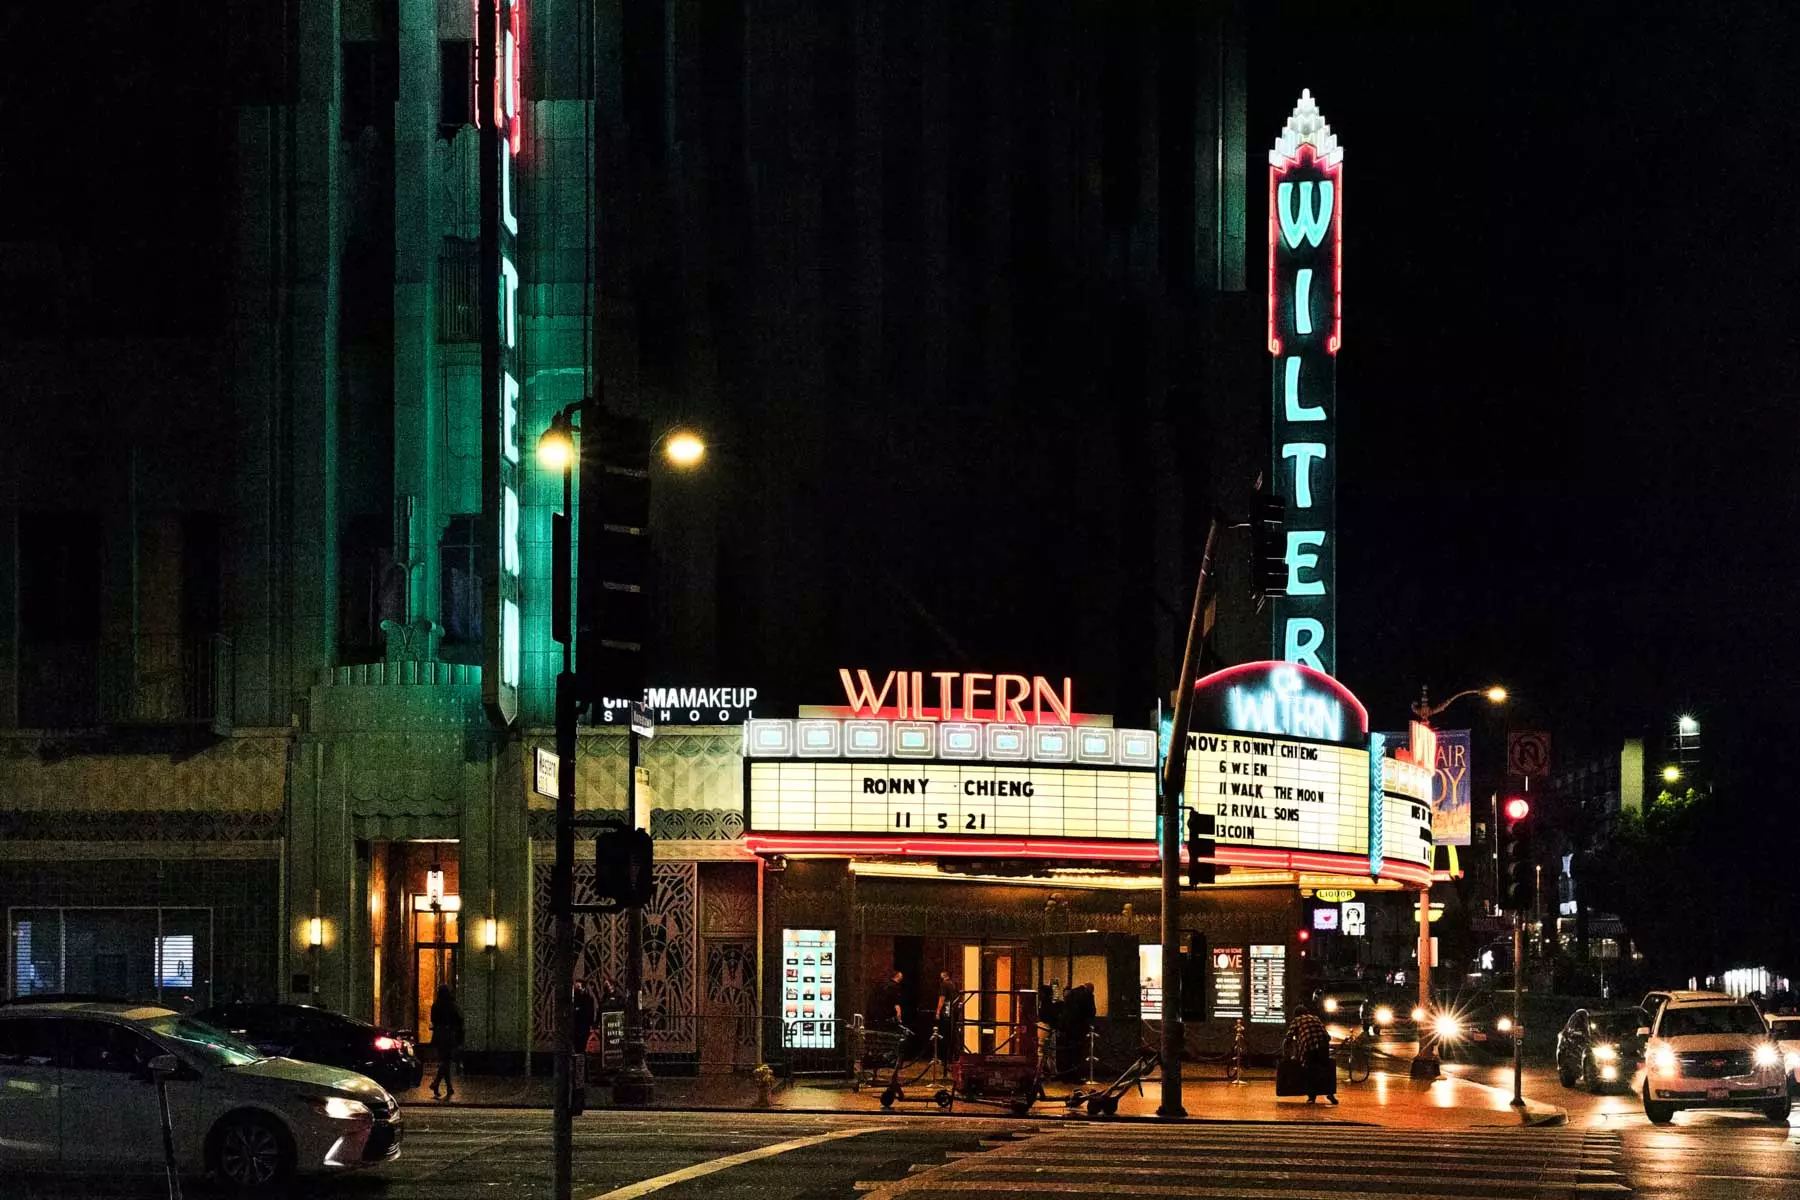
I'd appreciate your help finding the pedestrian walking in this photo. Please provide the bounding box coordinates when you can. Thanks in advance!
[1285,1002,1337,1104]
[430,984,465,1100]
[1057,982,1096,1079]
[934,970,958,1066]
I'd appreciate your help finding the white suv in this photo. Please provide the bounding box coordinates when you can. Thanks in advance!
[1640,995,1790,1124]
[0,1001,402,1190]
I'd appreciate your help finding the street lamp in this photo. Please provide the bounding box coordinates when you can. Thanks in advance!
[1662,765,1682,784]
[1407,682,1506,1080]
[662,429,706,468]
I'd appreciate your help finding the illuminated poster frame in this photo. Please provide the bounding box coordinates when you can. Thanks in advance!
[480,0,524,725]
[1268,90,1342,674]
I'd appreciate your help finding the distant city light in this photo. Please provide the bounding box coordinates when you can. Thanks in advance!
[1677,714,1699,736]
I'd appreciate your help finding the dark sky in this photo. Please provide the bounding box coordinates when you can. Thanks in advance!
[1252,0,1800,747]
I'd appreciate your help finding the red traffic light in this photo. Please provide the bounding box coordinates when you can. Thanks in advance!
[1503,796,1531,822]
[1297,929,1311,942]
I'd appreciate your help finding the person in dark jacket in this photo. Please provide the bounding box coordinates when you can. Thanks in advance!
[1057,982,1096,1079]
[430,985,466,1100]
[1285,1003,1337,1104]
[572,981,598,1054]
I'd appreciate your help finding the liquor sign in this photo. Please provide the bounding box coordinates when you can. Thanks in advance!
[742,717,1160,856]
[1268,90,1343,674]
[480,0,526,724]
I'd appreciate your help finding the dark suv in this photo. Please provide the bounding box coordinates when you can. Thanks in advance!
[196,1002,422,1092]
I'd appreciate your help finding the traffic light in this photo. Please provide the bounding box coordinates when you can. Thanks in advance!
[595,827,655,908]
[1249,492,1287,600]
[1500,796,1535,912]
[577,410,652,705]
[1185,809,1216,888]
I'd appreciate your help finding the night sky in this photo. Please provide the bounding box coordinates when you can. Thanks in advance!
[9,1,1797,761]
[1255,1,1800,749]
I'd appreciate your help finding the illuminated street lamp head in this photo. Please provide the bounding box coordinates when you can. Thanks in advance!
[536,419,574,471]
[664,430,706,468]
[1662,765,1682,784]
[1485,686,1508,703]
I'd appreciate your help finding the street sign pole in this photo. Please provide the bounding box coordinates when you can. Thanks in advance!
[1157,516,1220,1120]
[1511,910,1525,1107]
[612,723,656,1104]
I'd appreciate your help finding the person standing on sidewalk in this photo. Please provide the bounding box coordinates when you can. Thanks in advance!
[1286,1002,1337,1105]
[933,971,958,1066]
[572,980,598,1095]
[430,985,465,1100]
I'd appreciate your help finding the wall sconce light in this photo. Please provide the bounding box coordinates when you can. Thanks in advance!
[483,917,498,951]
[307,917,323,948]
[426,864,446,905]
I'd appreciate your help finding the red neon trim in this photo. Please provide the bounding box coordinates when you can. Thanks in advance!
[1191,659,1370,737]
[1267,165,1281,355]
[507,5,522,155]
[742,834,1158,862]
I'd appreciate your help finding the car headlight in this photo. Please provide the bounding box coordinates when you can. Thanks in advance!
[1374,1006,1394,1026]
[1592,1044,1617,1062]
[309,1096,372,1121]
[1495,1016,1514,1033]
[1434,1015,1461,1040]
[1322,997,1339,1014]
[1410,1006,1426,1023]
[1754,1043,1780,1069]
[1652,1045,1676,1075]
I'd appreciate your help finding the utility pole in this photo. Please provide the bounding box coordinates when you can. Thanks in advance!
[1157,516,1220,1120]
[1511,909,1524,1107]
[613,716,655,1103]
[551,433,579,1200]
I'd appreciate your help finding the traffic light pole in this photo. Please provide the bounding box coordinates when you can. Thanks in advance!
[552,460,577,1200]
[613,726,655,1104]
[1511,910,1524,1107]
[1157,516,1220,1120]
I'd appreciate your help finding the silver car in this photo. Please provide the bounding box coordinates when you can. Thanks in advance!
[0,1001,401,1190]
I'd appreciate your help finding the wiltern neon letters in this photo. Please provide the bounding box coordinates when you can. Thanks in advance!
[1268,90,1342,674]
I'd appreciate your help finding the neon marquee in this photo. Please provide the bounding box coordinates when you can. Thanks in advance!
[1268,90,1342,674]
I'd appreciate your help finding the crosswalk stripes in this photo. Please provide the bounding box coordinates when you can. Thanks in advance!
[861,1124,1630,1199]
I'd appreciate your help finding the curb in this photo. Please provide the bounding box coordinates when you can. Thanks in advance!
[1519,1104,1568,1127]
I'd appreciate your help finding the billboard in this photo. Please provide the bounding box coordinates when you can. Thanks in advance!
[1377,727,1471,846]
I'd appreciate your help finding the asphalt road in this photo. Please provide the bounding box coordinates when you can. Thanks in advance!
[8,1108,1029,1200]
[12,1093,1799,1198]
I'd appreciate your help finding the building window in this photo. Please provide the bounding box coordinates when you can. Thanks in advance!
[342,40,398,138]
[18,512,101,727]
[8,909,212,1008]
[438,237,481,343]
[440,514,483,661]
[340,513,403,663]
[440,40,474,136]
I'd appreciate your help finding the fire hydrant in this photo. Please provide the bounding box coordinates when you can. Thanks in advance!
[752,1062,776,1108]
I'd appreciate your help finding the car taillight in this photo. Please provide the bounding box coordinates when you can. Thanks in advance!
[374,1035,399,1052]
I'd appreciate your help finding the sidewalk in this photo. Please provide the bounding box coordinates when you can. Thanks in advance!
[399,1055,1564,1129]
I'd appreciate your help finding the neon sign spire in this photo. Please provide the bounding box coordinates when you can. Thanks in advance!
[1268,90,1342,675]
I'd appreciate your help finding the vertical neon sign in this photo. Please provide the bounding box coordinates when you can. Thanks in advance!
[1268,90,1342,674]
[480,0,523,723]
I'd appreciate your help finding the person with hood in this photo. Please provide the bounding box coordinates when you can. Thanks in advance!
[1285,1002,1337,1104]
[430,984,466,1100]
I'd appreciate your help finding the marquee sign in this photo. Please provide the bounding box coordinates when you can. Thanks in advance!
[742,717,1159,856]
[1189,662,1368,747]
[835,669,1076,724]
[1184,731,1371,857]
[1268,90,1343,674]
[480,0,525,724]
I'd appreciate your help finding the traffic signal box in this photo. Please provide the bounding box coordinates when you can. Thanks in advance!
[595,827,655,908]
[577,411,652,706]
[1185,809,1216,888]
[1500,796,1535,912]
[1249,492,1288,600]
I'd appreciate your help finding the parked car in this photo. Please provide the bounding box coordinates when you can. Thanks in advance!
[1640,994,1789,1124]
[1555,1007,1646,1093]
[1766,1013,1800,1097]
[196,1002,423,1093]
[0,1001,401,1190]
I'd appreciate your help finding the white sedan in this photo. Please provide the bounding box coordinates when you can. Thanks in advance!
[0,1001,401,1191]
[1770,1014,1800,1096]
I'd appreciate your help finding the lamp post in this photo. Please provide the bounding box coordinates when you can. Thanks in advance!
[1407,682,1506,1079]
[537,406,704,1197]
